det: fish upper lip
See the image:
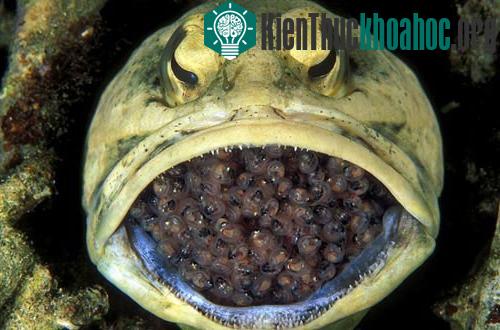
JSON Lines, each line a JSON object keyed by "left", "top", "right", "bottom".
{"left": 125, "top": 206, "right": 403, "bottom": 329}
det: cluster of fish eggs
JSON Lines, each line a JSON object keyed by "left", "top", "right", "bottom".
{"left": 127, "top": 145, "right": 396, "bottom": 306}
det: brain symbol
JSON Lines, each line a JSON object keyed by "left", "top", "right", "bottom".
{"left": 216, "top": 13, "right": 244, "bottom": 40}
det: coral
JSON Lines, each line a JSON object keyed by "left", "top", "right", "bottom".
{"left": 449, "top": 0, "right": 500, "bottom": 83}
{"left": 434, "top": 204, "right": 500, "bottom": 329}
{"left": 0, "top": 0, "right": 109, "bottom": 327}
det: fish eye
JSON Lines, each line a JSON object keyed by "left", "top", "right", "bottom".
{"left": 171, "top": 47, "right": 199, "bottom": 86}
{"left": 277, "top": 8, "right": 349, "bottom": 97}
{"left": 308, "top": 49, "right": 336, "bottom": 80}
{"left": 281, "top": 45, "right": 348, "bottom": 98}
{"left": 160, "top": 15, "right": 223, "bottom": 107}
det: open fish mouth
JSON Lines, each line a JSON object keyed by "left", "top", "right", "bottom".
{"left": 120, "top": 144, "right": 408, "bottom": 328}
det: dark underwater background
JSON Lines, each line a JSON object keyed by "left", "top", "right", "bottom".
{"left": 0, "top": 0, "right": 498, "bottom": 329}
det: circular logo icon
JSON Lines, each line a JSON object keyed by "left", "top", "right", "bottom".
{"left": 204, "top": 1, "right": 256, "bottom": 60}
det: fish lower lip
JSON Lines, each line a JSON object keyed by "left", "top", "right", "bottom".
{"left": 125, "top": 207, "right": 401, "bottom": 328}
{"left": 123, "top": 145, "right": 405, "bottom": 327}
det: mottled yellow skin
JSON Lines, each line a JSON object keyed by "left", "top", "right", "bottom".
{"left": 83, "top": 1, "right": 443, "bottom": 329}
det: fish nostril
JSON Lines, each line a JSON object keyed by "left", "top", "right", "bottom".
{"left": 125, "top": 145, "right": 399, "bottom": 307}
